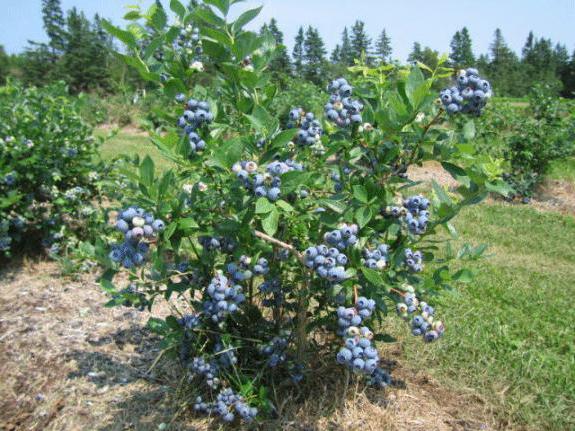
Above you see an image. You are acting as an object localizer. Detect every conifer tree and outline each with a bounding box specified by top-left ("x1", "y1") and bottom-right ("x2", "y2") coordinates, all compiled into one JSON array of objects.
[
  {"x1": 339, "y1": 27, "x2": 353, "y2": 66},
  {"x1": 303, "y1": 26, "x2": 327, "y2": 84},
  {"x1": 292, "y1": 26, "x2": 305, "y2": 77},
  {"x1": 350, "y1": 20, "x2": 372, "y2": 64},
  {"x1": 42, "y1": 0, "x2": 67, "y2": 55},
  {"x1": 265, "y1": 18, "x2": 291, "y2": 74},
  {"x1": 375, "y1": 29, "x2": 392, "y2": 63}
]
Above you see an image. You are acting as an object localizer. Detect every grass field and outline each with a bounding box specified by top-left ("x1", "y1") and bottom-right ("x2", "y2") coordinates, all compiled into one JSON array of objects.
[
  {"x1": 394, "y1": 203, "x2": 575, "y2": 430},
  {"x1": 97, "y1": 128, "x2": 574, "y2": 430}
]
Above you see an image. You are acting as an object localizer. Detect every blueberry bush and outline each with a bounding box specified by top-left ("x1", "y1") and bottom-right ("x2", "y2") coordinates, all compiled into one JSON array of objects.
[
  {"x1": 99, "y1": 0, "x2": 508, "y2": 423},
  {"x1": 0, "y1": 81, "x2": 104, "y2": 257}
]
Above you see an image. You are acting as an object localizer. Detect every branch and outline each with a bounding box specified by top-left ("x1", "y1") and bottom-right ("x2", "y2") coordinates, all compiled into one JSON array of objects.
[{"x1": 254, "y1": 230, "x2": 305, "y2": 263}]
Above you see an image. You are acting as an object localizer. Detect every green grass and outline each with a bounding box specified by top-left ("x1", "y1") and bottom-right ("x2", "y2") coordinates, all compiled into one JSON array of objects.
[
  {"x1": 95, "y1": 128, "x2": 173, "y2": 172},
  {"x1": 395, "y1": 203, "x2": 575, "y2": 430},
  {"x1": 547, "y1": 158, "x2": 575, "y2": 183}
]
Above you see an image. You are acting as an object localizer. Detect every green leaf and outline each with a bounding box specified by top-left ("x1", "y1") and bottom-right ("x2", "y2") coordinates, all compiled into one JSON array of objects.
[
  {"x1": 163, "y1": 78, "x2": 186, "y2": 98},
  {"x1": 123, "y1": 10, "x2": 141, "y2": 20},
  {"x1": 179, "y1": 217, "x2": 199, "y2": 230},
  {"x1": 193, "y1": 6, "x2": 225, "y2": 26},
  {"x1": 453, "y1": 268, "x2": 474, "y2": 283},
  {"x1": 355, "y1": 206, "x2": 373, "y2": 228},
  {"x1": 441, "y1": 162, "x2": 470, "y2": 187},
  {"x1": 281, "y1": 171, "x2": 312, "y2": 194},
  {"x1": 255, "y1": 197, "x2": 274, "y2": 214},
  {"x1": 169, "y1": 0, "x2": 186, "y2": 18},
  {"x1": 270, "y1": 129, "x2": 296, "y2": 149},
  {"x1": 432, "y1": 180, "x2": 452, "y2": 205},
  {"x1": 102, "y1": 19, "x2": 137, "y2": 48},
  {"x1": 352, "y1": 185, "x2": 369, "y2": 204},
  {"x1": 232, "y1": 6, "x2": 263, "y2": 33},
  {"x1": 276, "y1": 200, "x2": 294, "y2": 212},
  {"x1": 210, "y1": 137, "x2": 244, "y2": 169},
  {"x1": 245, "y1": 105, "x2": 277, "y2": 135},
  {"x1": 261, "y1": 208, "x2": 279, "y2": 236},
  {"x1": 139, "y1": 155, "x2": 155, "y2": 187},
  {"x1": 147, "y1": 317, "x2": 168, "y2": 334},
  {"x1": 164, "y1": 222, "x2": 178, "y2": 240},
  {"x1": 462, "y1": 120, "x2": 476, "y2": 141},
  {"x1": 361, "y1": 267, "x2": 385, "y2": 287},
  {"x1": 318, "y1": 199, "x2": 346, "y2": 214},
  {"x1": 148, "y1": 2, "x2": 167, "y2": 30},
  {"x1": 204, "y1": 0, "x2": 230, "y2": 15}
]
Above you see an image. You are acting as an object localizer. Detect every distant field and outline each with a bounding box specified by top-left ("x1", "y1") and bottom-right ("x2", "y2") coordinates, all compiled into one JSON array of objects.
[
  {"x1": 95, "y1": 128, "x2": 173, "y2": 172},
  {"x1": 548, "y1": 157, "x2": 575, "y2": 183}
]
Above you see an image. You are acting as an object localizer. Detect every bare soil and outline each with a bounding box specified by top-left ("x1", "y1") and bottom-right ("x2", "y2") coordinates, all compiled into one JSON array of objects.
[
  {"x1": 408, "y1": 162, "x2": 575, "y2": 216},
  {"x1": 0, "y1": 260, "x2": 500, "y2": 431}
]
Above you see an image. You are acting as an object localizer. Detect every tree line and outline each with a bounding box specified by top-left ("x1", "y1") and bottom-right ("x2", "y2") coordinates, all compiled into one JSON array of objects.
[{"x1": 1, "y1": 0, "x2": 574, "y2": 98}]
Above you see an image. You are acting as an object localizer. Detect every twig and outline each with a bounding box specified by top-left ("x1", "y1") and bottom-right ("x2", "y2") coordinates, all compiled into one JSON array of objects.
[
  {"x1": 254, "y1": 230, "x2": 305, "y2": 263},
  {"x1": 390, "y1": 288, "x2": 406, "y2": 297}
]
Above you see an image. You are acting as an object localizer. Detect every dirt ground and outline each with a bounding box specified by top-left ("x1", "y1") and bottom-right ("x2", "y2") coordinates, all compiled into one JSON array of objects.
[
  {"x1": 408, "y1": 162, "x2": 575, "y2": 215},
  {"x1": 0, "y1": 260, "x2": 499, "y2": 431}
]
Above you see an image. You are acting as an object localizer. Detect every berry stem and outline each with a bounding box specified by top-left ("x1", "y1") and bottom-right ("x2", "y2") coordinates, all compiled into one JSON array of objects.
[
  {"x1": 254, "y1": 230, "x2": 305, "y2": 263},
  {"x1": 390, "y1": 287, "x2": 406, "y2": 297}
]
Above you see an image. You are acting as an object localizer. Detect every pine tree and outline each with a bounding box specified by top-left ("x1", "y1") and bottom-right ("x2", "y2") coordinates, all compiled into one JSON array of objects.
[
  {"x1": 408, "y1": 42, "x2": 438, "y2": 70},
  {"x1": 0, "y1": 45, "x2": 9, "y2": 85},
  {"x1": 375, "y1": 29, "x2": 392, "y2": 63},
  {"x1": 303, "y1": 26, "x2": 327, "y2": 85},
  {"x1": 61, "y1": 8, "x2": 110, "y2": 92},
  {"x1": 266, "y1": 18, "x2": 291, "y2": 74},
  {"x1": 450, "y1": 27, "x2": 474, "y2": 68},
  {"x1": 522, "y1": 31, "x2": 535, "y2": 59},
  {"x1": 339, "y1": 27, "x2": 353, "y2": 66},
  {"x1": 488, "y1": 29, "x2": 522, "y2": 96},
  {"x1": 331, "y1": 45, "x2": 341, "y2": 63},
  {"x1": 292, "y1": 27, "x2": 305, "y2": 77},
  {"x1": 42, "y1": 0, "x2": 67, "y2": 55},
  {"x1": 560, "y1": 50, "x2": 575, "y2": 97},
  {"x1": 350, "y1": 20, "x2": 372, "y2": 64}
]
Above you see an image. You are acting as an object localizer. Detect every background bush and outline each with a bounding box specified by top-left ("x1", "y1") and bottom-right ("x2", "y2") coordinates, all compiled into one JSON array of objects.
[{"x1": 0, "y1": 81, "x2": 104, "y2": 257}]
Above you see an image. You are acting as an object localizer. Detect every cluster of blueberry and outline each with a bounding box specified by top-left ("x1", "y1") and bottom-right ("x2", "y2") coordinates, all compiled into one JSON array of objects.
[
  {"x1": 178, "y1": 313, "x2": 201, "y2": 331},
  {"x1": 330, "y1": 167, "x2": 351, "y2": 193},
  {"x1": 368, "y1": 367, "x2": 392, "y2": 388},
  {"x1": 324, "y1": 224, "x2": 359, "y2": 251},
  {"x1": 403, "y1": 195, "x2": 430, "y2": 235},
  {"x1": 336, "y1": 302, "x2": 379, "y2": 376},
  {"x1": 260, "y1": 335, "x2": 289, "y2": 367},
  {"x1": 176, "y1": 97, "x2": 213, "y2": 154},
  {"x1": 325, "y1": 78, "x2": 364, "y2": 127},
  {"x1": 226, "y1": 256, "x2": 254, "y2": 282},
  {"x1": 108, "y1": 207, "x2": 165, "y2": 269},
  {"x1": 233, "y1": 159, "x2": 304, "y2": 202},
  {"x1": 252, "y1": 257, "x2": 270, "y2": 275},
  {"x1": 259, "y1": 278, "x2": 284, "y2": 308},
  {"x1": 396, "y1": 293, "x2": 444, "y2": 343},
  {"x1": 2, "y1": 172, "x2": 17, "y2": 187},
  {"x1": 289, "y1": 363, "x2": 305, "y2": 383},
  {"x1": 202, "y1": 273, "x2": 246, "y2": 323},
  {"x1": 440, "y1": 68, "x2": 492, "y2": 115},
  {"x1": 336, "y1": 297, "x2": 376, "y2": 335},
  {"x1": 64, "y1": 186, "x2": 86, "y2": 201},
  {"x1": 363, "y1": 244, "x2": 389, "y2": 270},
  {"x1": 194, "y1": 388, "x2": 257, "y2": 423},
  {"x1": 0, "y1": 220, "x2": 11, "y2": 251},
  {"x1": 303, "y1": 244, "x2": 348, "y2": 282},
  {"x1": 288, "y1": 108, "x2": 323, "y2": 147},
  {"x1": 404, "y1": 249, "x2": 423, "y2": 272},
  {"x1": 214, "y1": 341, "x2": 238, "y2": 368},
  {"x1": 190, "y1": 356, "x2": 220, "y2": 388},
  {"x1": 198, "y1": 235, "x2": 236, "y2": 253},
  {"x1": 175, "y1": 25, "x2": 202, "y2": 59}
]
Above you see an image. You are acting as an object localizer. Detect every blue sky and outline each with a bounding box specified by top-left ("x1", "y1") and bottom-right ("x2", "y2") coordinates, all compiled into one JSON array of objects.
[{"x1": 1, "y1": 0, "x2": 574, "y2": 61}]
